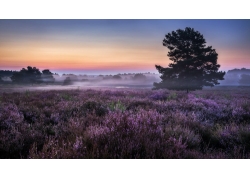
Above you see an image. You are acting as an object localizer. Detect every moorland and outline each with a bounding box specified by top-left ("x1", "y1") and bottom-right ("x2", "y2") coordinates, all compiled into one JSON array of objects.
[{"x1": 1, "y1": 86, "x2": 250, "y2": 158}]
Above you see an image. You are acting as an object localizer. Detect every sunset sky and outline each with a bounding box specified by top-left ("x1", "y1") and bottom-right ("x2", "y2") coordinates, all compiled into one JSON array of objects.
[{"x1": 0, "y1": 19, "x2": 250, "y2": 75}]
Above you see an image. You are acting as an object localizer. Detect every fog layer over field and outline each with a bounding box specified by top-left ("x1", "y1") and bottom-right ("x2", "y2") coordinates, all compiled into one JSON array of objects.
[
  {"x1": 1, "y1": 68, "x2": 250, "y2": 93},
  {"x1": 48, "y1": 73, "x2": 161, "y2": 90},
  {"x1": 0, "y1": 73, "x2": 161, "y2": 92}
]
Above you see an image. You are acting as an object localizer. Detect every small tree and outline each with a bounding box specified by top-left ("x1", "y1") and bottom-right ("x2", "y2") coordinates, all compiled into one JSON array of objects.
[
  {"x1": 154, "y1": 27, "x2": 225, "y2": 93},
  {"x1": 63, "y1": 77, "x2": 73, "y2": 85},
  {"x1": 113, "y1": 75, "x2": 122, "y2": 80},
  {"x1": 42, "y1": 69, "x2": 55, "y2": 84},
  {"x1": 133, "y1": 74, "x2": 147, "y2": 81}
]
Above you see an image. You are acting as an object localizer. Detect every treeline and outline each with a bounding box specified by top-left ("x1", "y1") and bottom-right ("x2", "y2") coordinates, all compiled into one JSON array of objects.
[
  {"x1": 0, "y1": 66, "x2": 55, "y2": 84},
  {"x1": 3, "y1": 66, "x2": 249, "y2": 86},
  {"x1": 0, "y1": 70, "x2": 17, "y2": 77},
  {"x1": 219, "y1": 68, "x2": 250, "y2": 86},
  {"x1": 228, "y1": 68, "x2": 250, "y2": 74},
  {"x1": 0, "y1": 66, "x2": 159, "y2": 85}
]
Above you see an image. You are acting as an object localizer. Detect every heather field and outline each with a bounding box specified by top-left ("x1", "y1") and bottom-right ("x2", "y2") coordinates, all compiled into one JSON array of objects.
[{"x1": 1, "y1": 87, "x2": 250, "y2": 159}]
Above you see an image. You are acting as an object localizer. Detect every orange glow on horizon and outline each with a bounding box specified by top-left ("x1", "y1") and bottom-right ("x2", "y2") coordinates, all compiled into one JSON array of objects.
[
  {"x1": 0, "y1": 39, "x2": 169, "y2": 71},
  {"x1": 0, "y1": 37, "x2": 249, "y2": 73}
]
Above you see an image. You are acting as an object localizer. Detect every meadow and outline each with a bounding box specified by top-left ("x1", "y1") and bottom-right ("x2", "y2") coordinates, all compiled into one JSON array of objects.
[{"x1": 0, "y1": 86, "x2": 250, "y2": 158}]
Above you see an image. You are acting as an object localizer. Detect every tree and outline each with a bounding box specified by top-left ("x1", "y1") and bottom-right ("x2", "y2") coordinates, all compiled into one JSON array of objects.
[
  {"x1": 153, "y1": 27, "x2": 225, "y2": 93},
  {"x1": 0, "y1": 70, "x2": 16, "y2": 77},
  {"x1": 132, "y1": 74, "x2": 147, "y2": 81},
  {"x1": 42, "y1": 69, "x2": 55, "y2": 84},
  {"x1": 63, "y1": 77, "x2": 73, "y2": 85},
  {"x1": 11, "y1": 66, "x2": 42, "y2": 84},
  {"x1": 113, "y1": 75, "x2": 122, "y2": 80}
]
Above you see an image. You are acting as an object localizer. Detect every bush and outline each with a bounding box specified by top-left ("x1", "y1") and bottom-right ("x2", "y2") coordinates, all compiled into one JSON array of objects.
[{"x1": 63, "y1": 77, "x2": 73, "y2": 85}]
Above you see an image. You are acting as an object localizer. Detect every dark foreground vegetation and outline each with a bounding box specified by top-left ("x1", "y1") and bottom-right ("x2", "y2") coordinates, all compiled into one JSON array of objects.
[{"x1": 1, "y1": 87, "x2": 250, "y2": 158}]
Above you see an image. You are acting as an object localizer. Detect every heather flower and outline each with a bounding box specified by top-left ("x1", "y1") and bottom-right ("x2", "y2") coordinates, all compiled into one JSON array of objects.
[
  {"x1": 0, "y1": 87, "x2": 250, "y2": 158},
  {"x1": 149, "y1": 90, "x2": 168, "y2": 100}
]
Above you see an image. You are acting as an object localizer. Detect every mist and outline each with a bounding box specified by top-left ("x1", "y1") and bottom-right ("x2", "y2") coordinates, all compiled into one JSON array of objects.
[
  {"x1": 58, "y1": 73, "x2": 161, "y2": 89},
  {"x1": 218, "y1": 68, "x2": 250, "y2": 86},
  {"x1": 1, "y1": 68, "x2": 250, "y2": 93},
  {"x1": 0, "y1": 72, "x2": 161, "y2": 92}
]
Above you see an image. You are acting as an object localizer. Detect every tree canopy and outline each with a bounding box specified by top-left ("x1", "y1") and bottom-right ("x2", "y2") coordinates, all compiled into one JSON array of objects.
[
  {"x1": 63, "y1": 77, "x2": 73, "y2": 85},
  {"x1": 11, "y1": 66, "x2": 55, "y2": 84},
  {"x1": 132, "y1": 74, "x2": 147, "y2": 81},
  {"x1": 113, "y1": 75, "x2": 122, "y2": 80},
  {"x1": 42, "y1": 69, "x2": 55, "y2": 84},
  {"x1": 153, "y1": 27, "x2": 225, "y2": 92},
  {"x1": 0, "y1": 70, "x2": 16, "y2": 78},
  {"x1": 11, "y1": 66, "x2": 42, "y2": 84}
]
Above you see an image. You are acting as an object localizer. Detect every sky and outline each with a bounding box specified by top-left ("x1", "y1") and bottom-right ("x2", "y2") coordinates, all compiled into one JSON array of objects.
[{"x1": 0, "y1": 19, "x2": 250, "y2": 75}]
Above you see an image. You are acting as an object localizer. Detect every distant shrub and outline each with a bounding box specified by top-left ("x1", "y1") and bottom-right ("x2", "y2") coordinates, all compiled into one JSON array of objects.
[
  {"x1": 132, "y1": 74, "x2": 147, "y2": 81},
  {"x1": 108, "y1": 100, "x2": 126, "y2": 112},
  {"x1": 63, "y1": 77, "x2": 73, "y2": 85},
  {"x1": 112, "y1": 75, "x2": 122, "y2": 80}
]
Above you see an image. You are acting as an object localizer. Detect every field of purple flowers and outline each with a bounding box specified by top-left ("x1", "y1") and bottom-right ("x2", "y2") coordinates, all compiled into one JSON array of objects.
[{"x1": 1, "y1": 87, "x2": 250, "y2": 158}]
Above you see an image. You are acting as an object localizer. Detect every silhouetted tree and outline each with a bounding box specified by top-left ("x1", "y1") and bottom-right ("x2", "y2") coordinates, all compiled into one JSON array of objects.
[
  {"x1": 0, "y1": 70, "x2": 16, "y2": 77},
  {"x1": 239, "y1": 74, "x2": 250, "y2": 86},
  {"x1": 228, "y1": 68, "x2": 250, "y2": 74},
  {"x1": 154, "y1": 27, "x2": 225, "y2": 93},
  {"x1": 11, "y1": 66, "x2": 42, "y2": 84},
  {"x1": 42, "y1": 69, "x2": 55, "y2": 84}
]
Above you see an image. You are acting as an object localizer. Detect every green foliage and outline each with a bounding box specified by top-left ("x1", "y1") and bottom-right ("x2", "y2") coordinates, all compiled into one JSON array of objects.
[
  {"x1": 167, "y1": 92, "x2": 177, "y2": 101},
  {"x1": 154, "y1": 27, "x2": 225, "y2": 92},
  {"x1": 108, "y1": 100, "x2": 126, "y2": 112}
]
